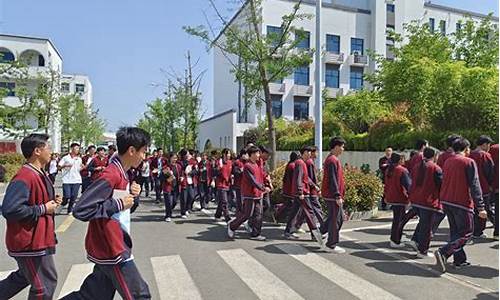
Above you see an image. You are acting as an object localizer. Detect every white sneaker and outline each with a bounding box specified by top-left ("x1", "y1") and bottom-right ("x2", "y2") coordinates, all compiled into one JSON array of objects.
[
  {"x1": 227, "y1": 219, "x2": 235, "y2": 238},
  {"x1": 296, "y1": 228, "x2": 306, "y2": 234},
  {"x1": 186, "y1": 211, "x2": 190, "y2": 216},
  {"x1": 214, "y1": 217, "x2": 222, "y2": 222},
  {"x1": 284, "y1": 232, "x2": 300, "y2": 239},
  {"x1": 193, "y1": 202, "x2": 201, "y2": 210},
  {"x1": 329, "y1": 246, "x2": 346, "y2": 254},
  {"x1": 181, "y1": 215, "x2": 188, "y2": 219},
  {"x1": 416, "y1": 252, "x2": 435, "y2": 258},
  {"x1": 390, "y1": 241, "x2": 405, "y2": 248},
  {"x1": 200, "y1": 209, "x2": 210, "y2": 215},
  {"x1": 249, "y1": 235, "x2": 266, "y2": 241},
  {"x1": 164, "y1": 217, "x2": 171, "y2": 222},
  {"x1": 244, "y1": 221, "x2": 252, "y2": 233},
  {"x1": 406, "y1": 240, "x2": 418, "y2": 251},
  {"x1": 312, "y1": 230, "x2": 325, "y2": 248}
]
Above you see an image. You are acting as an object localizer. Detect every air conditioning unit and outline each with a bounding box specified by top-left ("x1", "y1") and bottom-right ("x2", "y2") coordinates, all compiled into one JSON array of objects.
[{"x1": 352, "y1": 50, "x2": 361, "y2": 56}]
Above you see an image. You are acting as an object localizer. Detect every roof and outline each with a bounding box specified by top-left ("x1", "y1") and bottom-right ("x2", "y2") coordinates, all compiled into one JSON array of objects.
[
  {"x1": 200, "y1": 109, "x2": 236, "y2": 124},
  {"x1": 424, "y1": 2, "x2": 499, "y2": 21},
  {"x1": 0, "y1": 33, "x2": 63, "y2": 59}
]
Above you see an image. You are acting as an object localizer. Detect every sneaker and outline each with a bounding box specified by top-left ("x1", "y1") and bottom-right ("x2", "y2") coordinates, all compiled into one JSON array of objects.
[
  {"x1": 434, "y1": 250, "x2": 447, "y2": 273},
  {"x1": 493, "y1": 235, "x2": 499, "y2": 241},
  {"x1": 181, "y1": 215, "x2": 188, "y2": 219},
  {"x1": 453, "y1": 261, "x2": 471, "y2": 269},
  {"x1": 249, "y1": 235, "x2": 266, "y2": 241},
  {"x1": 416, "y1": 251, "x2": 435, "y2": 258},
  {"x1": 244, "y1": 221, "x2": 252, "y2": 233},
  {"x1": 389, "y1": 241, "x2": 405, "y2": 249},
  {"x1": 227, "y1": 219, "x2": 235, "y2": 238},
  {"x1": 406, "y1": 240, "x2": 418, "y2": 251},
  {"x1": 473, "y1": 233, "x2": 488, "y2": 239},
  {"x1": 296, "y1": 228, "x2": 306, "y2": 234},
  {"x1": 186, "y1": 211, "x2": 190, "y2": 216},
  {"x1": 193, "y1": 202, "x2": 201, "y2": 210},
  {"x1": 284, "y1": 232, "x2": 300, "y2": 239},
  {"x1": 200, "y1": 209, "x2": 210, "y2": 215},
  {"x1": 164, "y1": 217, "x2": 172, "y2": 222},
  {"x1": 312, "y1": 230, "x2": 325, "y2": 248},
  {"x1": 327, "y1": 245, "x2": 346, "y2": 254},
  {"x1": 214, "y1": 217, "x2": 222, "y2": 222}
]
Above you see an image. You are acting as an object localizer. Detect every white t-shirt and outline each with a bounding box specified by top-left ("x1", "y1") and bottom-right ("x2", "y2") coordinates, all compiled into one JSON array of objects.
[
  {"x1": 141, "y1": 161, "x2": 150, "y2": 177},
  {"x1": 58, "y1": 154, "x2": 83, "y2": 184},
  {"x1": 49, "y1": 159, "x2": 58, "y2": 175}
]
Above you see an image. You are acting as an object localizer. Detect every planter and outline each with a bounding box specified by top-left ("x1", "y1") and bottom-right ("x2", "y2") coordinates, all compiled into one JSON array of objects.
[{"x1": 345, "y1": 207, "x2": 378, "y2": 221}]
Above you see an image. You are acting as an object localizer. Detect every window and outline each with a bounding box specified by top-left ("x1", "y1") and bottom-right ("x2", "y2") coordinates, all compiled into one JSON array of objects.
[
  {"x1": 325, "y1": 64, "x2": 340, "y2": 88},
  {"x1": 294, "y1": 96, "x2": 309, "y2": 120},
  {"x1": 75, "y1": 84, "x2": 85, "y2": 93},
  {"x1": 351, "y1": 38, "x2": 364, "y2": 55},
  {"x1": 295, "y1": 30, "x2": 310, "y2": 49},
  {"x1": 0, "y1": 50, "x2": 14, "y2": 63},
  {"x1": 61, "y1": 83, "x2": 70, "y2": 93},
  {"x1": 350, "y1": 67, "x2": 364, "y2": 90},
  {"x1": 429, "y1": 18, "x2": 435, "y2": 33},
  {"x1": 387, "y1": 4, "x2": 395, "y2": 12},
  {"x1": 0, "y1": 82, "x2": 16, "y2": 96},
  {"x1": 271, "y1": 94, "x2": 283, "y2": 118},
  {"x1": 294, "y1": 66, "x2": 309, "y2": 85},
  {"x1": 38, "y1": 55, "x2": 45, "y2": 67},
  {"x1": 456, "y1": 22, "x2": 462, "y2": 32},
  {"x1": 439, "y1": 20, "x2": 446, "y2": 35},
  {"x1": 326, "y1": 34, "x2": 340, "y2": 53},
  {"x1": 267, "y1": 25, "x2": 283, "y2": 47}
]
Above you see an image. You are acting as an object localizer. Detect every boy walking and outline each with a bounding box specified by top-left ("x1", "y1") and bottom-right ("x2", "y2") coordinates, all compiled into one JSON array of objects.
[{"x1": 58, "y1": 143, "x2": 83, "y2": 214}]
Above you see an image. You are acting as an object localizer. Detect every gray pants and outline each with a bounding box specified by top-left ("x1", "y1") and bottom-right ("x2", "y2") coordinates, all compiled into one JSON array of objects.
[{"x1": 0, "y1": 255, "x2": 57, "y2": 300}]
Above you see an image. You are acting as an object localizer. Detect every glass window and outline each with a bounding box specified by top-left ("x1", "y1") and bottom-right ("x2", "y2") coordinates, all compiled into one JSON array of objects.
[
  {"x1": 326, "y1": 34, "x2": 340, "y2": 53},
  {"x1": 296, "y1": 30, "x2": 310, "y2": 49},
  {"x1": 387, "y1": 4, "x2": 395, "y2": 12},
  {"x1": 350, "y1": 38, "x2": 364, "y2": 55},
  {"x1": 75, "y1": 84, "x2": 85, "y2": 93},
  {"x1": 429, "y1": 18, "x2": 435, "y2": 33},
  {"x1": 61, "y1": 83, "x2": 70, "y2": 93},
  {"x1": 267, "y1": 25, "x2": 283, "y2": 47},
  {"x1": 294, "y1": 66, "x2": 309, "y2": 86},
  {"x1": 440, "y1": 20, "x2": 446, "y2": 35},
  {"x1": 325, "y1": 64, "x2": 340, "y2": 88},
  {"x1": 38, "y1": 55, "x2": 45, "y2": 67},
  {"x1": 294, "y1": 96, "x2": 309, "y2": 120},
  {"x1": 0, "y1": 51, "x2": 14, "y2": 63},
  {"x1": 350, "y1": 67, "x2": 364, "y2": 90},
  {"x1": 271, "y1": 94, "x2": 283, "y2": 118},
  {"x1": 0, "y1": 82, "x2": 16, "y2": 96},
  {"x1": 456, "y1": 22, "x2": 462, "y2": 32}
]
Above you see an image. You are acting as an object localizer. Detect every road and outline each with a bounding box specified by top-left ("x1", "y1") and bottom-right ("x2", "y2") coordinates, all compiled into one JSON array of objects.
[{"x1": 0, "y1": 184, "x2": 498, "y2": 300}]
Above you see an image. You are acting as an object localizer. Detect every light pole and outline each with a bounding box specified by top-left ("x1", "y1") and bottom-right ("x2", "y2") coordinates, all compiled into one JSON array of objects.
[{"x1": 314, "y1": 0, "x2": 323, "y2": 168}]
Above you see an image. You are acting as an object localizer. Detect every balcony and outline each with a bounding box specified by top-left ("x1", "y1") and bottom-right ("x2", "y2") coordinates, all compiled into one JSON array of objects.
[
  {"x1": 350, "y1": 54, "x2": 368, "y2": 66},
  {"x1": 293, "y1": 84, "x2": 312, "y2": 96},
  {"x1": 324, "y1": 52, "x2": 344, "y2": 64},
  {"x1": 326, "y1": 87, "x2": 344, "y2": 98},
  {"x1": 268, "y1": 82, "x2": 285, "y2": 94}
]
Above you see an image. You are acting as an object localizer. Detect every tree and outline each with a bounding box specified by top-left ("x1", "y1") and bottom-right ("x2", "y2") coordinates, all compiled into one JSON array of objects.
[
  {"x1": 184, "y1": 0, "x2": 313, "y2": 169},
  {"x1": 35, "y1": 67, "x2": 62, "y2": 134}
]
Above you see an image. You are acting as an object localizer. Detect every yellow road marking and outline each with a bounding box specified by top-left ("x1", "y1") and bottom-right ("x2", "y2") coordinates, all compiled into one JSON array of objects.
[{"x1": 56, "y1": 215, "x2": 75, "y2": 233}]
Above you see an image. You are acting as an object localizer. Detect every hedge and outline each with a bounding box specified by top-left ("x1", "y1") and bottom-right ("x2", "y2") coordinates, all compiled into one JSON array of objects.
[{"x1": 0, "y1": 153, "x2": 25, "y2": 182}]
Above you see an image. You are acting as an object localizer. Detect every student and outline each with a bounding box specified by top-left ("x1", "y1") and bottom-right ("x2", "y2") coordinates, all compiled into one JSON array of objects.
[
  {"x1": 257, "y1": 146, "x2": 273, "y2": 213},
  {"x1": 489, "y1": 143, "x2": 499, "y2": 239},
  {"x1": 0, "y1": 134, "x2": 62, "y2": 299},
  {"x1": 434, "y1": 138, "x2": 487, "y2": 273},
  {"x1": 379, "y1": 147, "x2": 393, "y2": 210},
  {"x1": 232, "y1": 148, "x2": 248, "y2": 214},
  {"x1": 320, "y1": 137, "x2": 347, "y2": 253},
  {"x1": 384, "y1": 152, "x2": 412, "y2": 248},
  {"x1": 198, "y1": 152, "x2": 212, "y2": 213},
  {"x1": 62, "y1": 127, "x2": 151, "y2": 299},
  {"x1": 406, "y1": 139, "x2": 429, "y2": 174},
  {"x1": 407, "y1": 147, "x2": 444, "y2": 257},
  {"x1": 150, "y1": 148, "x2": 166, "y2": 203},
  {"x1": 59, "y1": 142, "x2": 83, "y2": 214},
  {"x1": 80, "y1": 145, "x2": 96, "y2": 193},
  {"x1": 188, "y1": 150, "x2": 201, "y2": 211},
  {"x1": 469, "y1": 135, "x2": 495, "y2": 238},
  {"x1": 147, "y1": 150, "x2": 158, "y2": 193},
  {"x1": 48, "y1": 153, "x2": 59, "y2": 183},
  {"x1": 214, "y1": 148, "x2": 233, "y2": 223},
  {"x1": 284, "y1": 146, "x2": 324, "y2": 248},
  {"x1": 88, "y1": 146, "x2": 109, "y2": 184},
  {"x1": 228, "y1": 146, "x2": 270, "y2": 240},
  {"x1": 107, "y1": 144, "x2": 117, "y2": 159},
  {"x1": 178, "y1": 149, "x2": 197, "y2": 217},
  {"x1": 138, "y1": 157, "x2": 151, "y2": 197},
  {"x1": 305, "y1": 146, "x2": 324, "y2": 232},
  {"x1": 437, "y1": 134, "x2": 461, "y2": 168},
  {"x1": 276, "y1": 152, "x2": 299, "y2": 221},
  {"x1": 163, "y1": 152, "x2": 180, "y2": 222}
]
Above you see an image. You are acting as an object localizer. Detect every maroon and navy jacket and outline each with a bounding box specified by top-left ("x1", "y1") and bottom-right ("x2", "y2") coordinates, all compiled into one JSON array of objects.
[
  {"x1": 408, "y1": 160, "x2": 443, "y2": 212},
  {"x1": 490, "y1": 144, "x2": 499, "y2": 192},
  {"x1": 72, "y1": 156, "x2": 133, "y2": 265},
  {"x1": 241, "y1": 161, "x2": 266, "y2": 199},
  {"x1": 162, "y1": 164, "x2": 180, "y2": 194},
  {"x1": 232, "y1": 158, "x2": 246, "y2": 190},
  {"x1": 469, "y1": 149, "x2": 495, "y2": 196},
  {"x1": 150, "y1": 156, "x2": 167, "y2": 178},
  {"x1": 292, "y1": 158, "x2": 310, "y2": 196},
  {"x1": 321, "y1": 154, "x2": 345, "y2": 201},
  {"x1": 198, "y1": 159, "x2": 212, "y2": 184},
  {"x1": 384, "y1": 165, "x2": 411, "y2": 205},
  {"x1": 215, "y1": 159, "x2": 233, "y2": 190},
  {"x1": 189, "y1": 158, "x2": 200, "y2": 186},
  {"x1": 282, "y1": 162, "x2": 296, "y2": 198},
  {"x1": 405, "y1": 152, "x2": 423, "y2": 175},
  {"x1": 306, "y1": 158, "x2": 320, "y2": 197},
  {"x1": 2, "y1": 164, "x2": 56, "y2": 257},
  {"x1": 440, "y1": 154, "x2": 484, "y2": 212},
  {"x1": 437, "y1": 150, "x2": 454, "y2": 168},
  {"x1": 88, "y1": 156, "x2": 109, "y2": 181},
  {"x1": 179, "y1": 159, "x2": 199, "y2": 189},
  {"x1": 80, "y1": 154, "x2": 95, "y2": 178}
]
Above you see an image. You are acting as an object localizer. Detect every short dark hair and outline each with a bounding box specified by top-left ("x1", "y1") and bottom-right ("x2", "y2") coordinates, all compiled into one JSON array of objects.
[
  {"x1": 300, "y1": 145, "x2": 314, "y2": 154},
  {"x1": 168, "y1": 151, "x2": 178, "y2": 159},
  {"x1": 289, "y1": 151, "x2": 299, "y2": 162},
  {"x1": 415, "y1": 139, "x2": 428, "y2": 150},
  {"x1": 446, "y1": 134, "x2": 461, "y2": 148},
  {"x1": 390, "y1": 152, "x2": 402, "y2": 164},
  {"x1": 310, "y1": 145, "x2": 318, "y2": 153},
  {"x1": 247, "y1": 146, "x2": 260, "y2": 155},
  {"x1": 21, "y1": 133, "x2": 50, "y2": 159},
  {"x1": 423, "y1": 147, "x2": 437, "y2": 159},
  {"x1": 157, "y1": 148, "x2": 163, "y2": 152},
  {"x1": 70, "y1": 142, "x2": 80, "y2": 148},
  {"x1": 178, "y1": 148, "x2": 188, "y2": 158},
  {"x1": 108, "y1": 145, "x2": 117, "y2": 151},
  {"x1": 476, "y1": 135, "x2": 493, "y2": 146},
  {"x1": 116, "y1": 127, "x2": 151, "y2": 155},
  {"x1": 87, "y1": 145, "x2": 96, "y2": 151},
  {"x1": 239, "y1": 148, "x2": 247, "y2": 157},
  {"x1": 221, "y1": 148, "x2": 231, "y2": 156},
  {"x1": 258, "y1": 145, "x2": 270, "y2": 154},
  {"x1": 96, "y1": 146, "x2": 106, "y2": 152},
  {"x1": 329, "y1": 137, "x2": 346, "y2": 150},
  {"x1": 452, "y1": 137, "x2": 470, "y2": 153}
]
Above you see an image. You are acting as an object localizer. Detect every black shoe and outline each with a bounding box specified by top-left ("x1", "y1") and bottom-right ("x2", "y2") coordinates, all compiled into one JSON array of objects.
[
  {"x1": 434, "y1": 250, "x2": 447, "y2": 273},
  {"x1": 453, "y1": 261, "x2": 471, "y2": 269}
]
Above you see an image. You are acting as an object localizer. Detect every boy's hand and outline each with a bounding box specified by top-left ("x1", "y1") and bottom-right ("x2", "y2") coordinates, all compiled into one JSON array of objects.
[
  {"x1": 130, "y1": 181, "x2": 141, "y2": 197},
  {"x1": 44, "y1": 200, "x2": 58, "y2": 215},
  {"x1": 336, "y1": 198, "x2": 343, "y2": 207},
  {"x1": 55, "y1": 195, "x2": 63, "y2": 205},
  {"x1": 122, "y1": 194, "x2": 135, "y2": 210},
  {"x1": 478, "y1": 209, "x2": 488, "y2": 219}
]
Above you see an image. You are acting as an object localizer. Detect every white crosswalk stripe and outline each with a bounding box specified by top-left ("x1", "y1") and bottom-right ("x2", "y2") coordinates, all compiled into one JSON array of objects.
[
  {"x1": 150, "y1": 255, "x2": 203, "y2": 300},
  {"x1": 275, "y1": 243, "x2": 402, "y2": 300},
  {"x1": 0, "y1": 269, "x2": 15, "y2": 280},
  {"x1": 217, "y1": 248, "x2": 305, "y2": 300},
  {"x1": 57, "y1": 263, "x2": 94, "y2": 298}
]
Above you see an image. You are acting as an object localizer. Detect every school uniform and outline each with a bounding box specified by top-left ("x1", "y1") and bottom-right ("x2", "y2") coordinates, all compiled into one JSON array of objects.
[
  {"x1": 469, "y1": 149, "x2": 495, "y2": 236},
  {"x1": 81, "y1": 154, "x2": 95, "y2": 193},
  {"x1": 0, "y1": 164, "x2": 58, "y2": 300},
  {"x1": 198, "y1": 159, "x2": 212, "y2": 207},
  {"x1": 189, "y1": 158, "x2": 201, "y2": 210},
  {"x1": 437, "y1": 149, "x2": 454, "y2": 168},
  {"x1": 214, "y1": 159, "x2": 233, "y2": 222},
  {"x1": 320, "y1": 154, "x2": 345, "y2": 248},
  {"x1": 229, "y1": 161, "x2": 266, "y2": 236},
  {"x1": 88, "y1": 156, "x2": 109, "y2": 183},
  {"x1": 489, "y1": 144, "x2": 499, "y2": 237},
  {"x1": 232, "y1": 158, "x2": 246, "y2": 213},
  {"x1": 179, "y1": 159, "x2": 198, "y2": 214},
  {"x1": 384, "y1": 164, "x2": 412, "y2": 244},
  {"x1": 379, "y1": 155, "x2": 391, "y2": 209},
  {"x1": 276, "y1": 162, "x2": 296, "y2": 221},
  {"x1": 437, "y1": 154, "x2": 485, "y2": 266},
  {"x1": 408, "y1": 160, "x2": 444, "y2": 254},
  {"x1": 150, "y1": 156, "x2": 167, "y2": 203},
  {"x1": 61, "y1": 156, "x2": 151, "y2": 300},
  {"x1": 137, "y1": 160, "x2": 151, "y2": 197},
  {"x1": 257, "y1": 158, "x2": 272, "y2": 212},
  {"x1": 163, "y1": 165, "x2": 180, "y2": 219}
]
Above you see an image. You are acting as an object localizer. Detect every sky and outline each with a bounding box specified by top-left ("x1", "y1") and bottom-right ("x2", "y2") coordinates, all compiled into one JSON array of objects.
[{"x1": 0, "y1": 0, "x2": 498, "y2": 132}]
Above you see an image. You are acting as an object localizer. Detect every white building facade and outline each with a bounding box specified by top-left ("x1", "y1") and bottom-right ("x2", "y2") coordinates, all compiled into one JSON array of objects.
[
  {"x1": 0, "y1": 34, "x2": 93, "y2": 153},
  {"x1": 198, "y1": 0, "x2": 498, "y2": 152}
]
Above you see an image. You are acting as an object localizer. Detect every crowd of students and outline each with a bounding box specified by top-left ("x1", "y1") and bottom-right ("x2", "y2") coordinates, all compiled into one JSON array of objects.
[{"x1": 0, "y1": 128, "x2": 498, "y2": 299}]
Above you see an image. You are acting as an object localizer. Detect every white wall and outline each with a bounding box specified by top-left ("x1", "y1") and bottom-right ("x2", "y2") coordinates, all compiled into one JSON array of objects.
[
  {"x1": 62, "y1": 74, "x2": 93, "y2": 107},
  {"x1": 198, "y1": 111, "x2": 237, "y2": 151}
]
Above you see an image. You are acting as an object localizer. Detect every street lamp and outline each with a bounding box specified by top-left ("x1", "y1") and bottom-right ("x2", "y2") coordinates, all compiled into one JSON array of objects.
[{"x1": 314, "y1": 0, "x2": 323, "y2": 168}]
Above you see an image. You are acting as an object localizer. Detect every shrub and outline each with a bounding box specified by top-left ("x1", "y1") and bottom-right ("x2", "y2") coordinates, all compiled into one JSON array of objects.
[{"x1": 0, "y1": 153, "x2": 25, "y2": 181}]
